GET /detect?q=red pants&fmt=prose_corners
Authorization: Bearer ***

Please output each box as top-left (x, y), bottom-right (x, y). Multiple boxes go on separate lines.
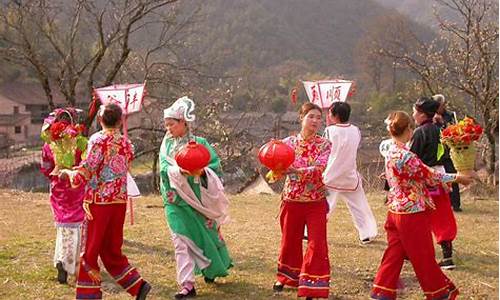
top-left (371, 211), bottom-right (458, 300)
top-left (277, 200), bottom-right (330, 299)
top-left (76, 203), bottom-right (144, 300)
top-left (429, 186), bottom-right (457, 243)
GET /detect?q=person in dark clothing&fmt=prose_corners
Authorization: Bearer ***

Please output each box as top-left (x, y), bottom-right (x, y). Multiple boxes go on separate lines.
top-left (411, 96), bottom-right (458, 270)
top-left (433, 94), bottom-right (462, 212)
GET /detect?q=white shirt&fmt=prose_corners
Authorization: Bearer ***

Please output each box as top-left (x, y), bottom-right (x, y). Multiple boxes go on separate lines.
top-left (322, 123), bottom-right (361, 191)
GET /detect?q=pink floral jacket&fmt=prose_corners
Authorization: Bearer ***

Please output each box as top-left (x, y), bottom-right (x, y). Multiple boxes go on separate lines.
top-left (384, 140), bottom-right (456, 213)
top-left (41, 144), bottom-right (85, 224)
top-left (76, 129), bottom-right (133, 204)
top-left (281, 134), bottom-right (331, 202)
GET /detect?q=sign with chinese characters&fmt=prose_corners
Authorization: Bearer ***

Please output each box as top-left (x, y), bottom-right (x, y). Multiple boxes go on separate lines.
top-left (302, 80), bottom-right (353, 108)
top-left (94, 83), bottom-right (145, 115)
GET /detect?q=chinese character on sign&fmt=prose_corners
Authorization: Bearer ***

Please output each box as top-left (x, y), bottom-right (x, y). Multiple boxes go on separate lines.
top-left (108, 95), bottom-right (121, 105)
top-left (130, 92), bottom-right (138, 105)
top-left (95, 83), bottom-right (145, 115)
top-left (302, 80), bottom-right (353, 108)
top-left (326, 86), bottom-right (342, 101)
top-left (311, 86), bottom-right (318, 101)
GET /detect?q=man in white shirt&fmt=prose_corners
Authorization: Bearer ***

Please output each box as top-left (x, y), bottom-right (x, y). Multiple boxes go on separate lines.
top-left (322, 101), bottom-right (377, 244)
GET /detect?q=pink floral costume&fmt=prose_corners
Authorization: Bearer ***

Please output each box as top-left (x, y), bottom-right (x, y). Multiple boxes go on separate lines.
top-left (40, 143), bottom-right (85, 275)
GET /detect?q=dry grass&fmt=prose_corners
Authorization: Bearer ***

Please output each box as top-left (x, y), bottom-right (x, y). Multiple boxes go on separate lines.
top-left (0, 189), bottom-right (497, 299)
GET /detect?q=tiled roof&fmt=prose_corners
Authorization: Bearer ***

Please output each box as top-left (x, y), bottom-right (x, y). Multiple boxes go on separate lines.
top-left (0, 114), bottom-right (31, 126)
top-left (0, 82), bottom-right (71, 105)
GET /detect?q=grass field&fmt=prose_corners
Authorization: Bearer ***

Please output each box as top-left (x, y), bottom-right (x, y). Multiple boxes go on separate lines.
top-left (0, 189), bottom-right (497, 299)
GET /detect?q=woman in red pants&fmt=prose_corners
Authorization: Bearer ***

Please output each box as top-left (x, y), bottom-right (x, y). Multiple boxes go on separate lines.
top-left (64, 103), bottom-right (151, 300)
top-left (273, 102), bottom-right (332, 300)
top-left (371, 111), bottom-right (473, 300)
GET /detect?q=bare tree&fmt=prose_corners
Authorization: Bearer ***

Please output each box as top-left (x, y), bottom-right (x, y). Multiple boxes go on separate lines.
top-left (0, 0), bottom-right (190, 114)
top-left (374, 0), bottom-right (498, 183)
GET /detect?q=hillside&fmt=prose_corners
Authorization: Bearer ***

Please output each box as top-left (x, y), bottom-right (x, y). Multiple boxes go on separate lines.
top-left (373, 0), bottom-right (437, 24)
top-left (0, 0), bottom-right (435, 104)
top-left (187, 0), bottom-right (432, 76)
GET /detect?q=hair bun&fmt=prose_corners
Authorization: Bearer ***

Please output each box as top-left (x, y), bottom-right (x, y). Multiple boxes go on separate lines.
top-left (386, 111), bottom-right (412, 137)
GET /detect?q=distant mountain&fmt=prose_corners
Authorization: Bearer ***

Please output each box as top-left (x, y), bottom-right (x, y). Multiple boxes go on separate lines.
top-left (373, 0), bottom-right (437, 24)
top-left (373, 0), bottom-right (478, 27)
top-left (0, 0), bottom-right (435, 98)
top-left (188, 0), bottom-right (431, 76)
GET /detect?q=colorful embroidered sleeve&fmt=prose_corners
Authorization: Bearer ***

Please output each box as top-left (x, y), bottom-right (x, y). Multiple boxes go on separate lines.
top-left (124, 139), bottom-right (134, 164)
top-left (295, 139), bottom-right (331, 179)
top-left (396, 151), bottom-right (456, 186)
top-left (281, 135), bottom-right (331, 202)
top-left (77, 137), bottom-right (104, 181)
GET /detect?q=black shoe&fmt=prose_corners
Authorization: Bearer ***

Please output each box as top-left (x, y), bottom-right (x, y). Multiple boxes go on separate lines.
top-left (360, 238), bottom-right (373, 245)
top-left (453, 207), bottom-right (463, 212)
top-left (306, 297), bottom-right (313, 300)
top-left (136, 281), bottom-right (151, 300)
top-left (204, 277), bottom-right (215, 284)
top-left (174, 287), bottom-right (196, 299)
top-left (273, 281), bottom-right (284, 292)
top-left (439, 258), bottom-right (456, 270)
top-left (56, 261), bottom-right (67, 284)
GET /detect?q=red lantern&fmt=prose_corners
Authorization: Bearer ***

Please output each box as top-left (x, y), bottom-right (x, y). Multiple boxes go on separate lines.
top-left (175, 141), bottom-right (211, 174)
top-left (258, 139), bottom-right (295, 172)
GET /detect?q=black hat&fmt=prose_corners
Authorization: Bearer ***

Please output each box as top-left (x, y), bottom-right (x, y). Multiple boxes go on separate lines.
top-left (414, 97), bottom-right (440, 117)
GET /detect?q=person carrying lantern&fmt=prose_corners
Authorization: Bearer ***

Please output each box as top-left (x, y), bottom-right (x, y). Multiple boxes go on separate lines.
top-left (272, 102), bottom-right (332, 300)
top-left (411, 97), bottom-right (459, 270)
top-left (371, 111), bottom-right (474, 300)
top-left (40, 107), bottom-right (87, 284)
top-left (61, 103), bottom-right (151, 300)
top-left (159, 96), bottom-right (232, 300)
top-left (322, 101), bottom-right (378, 245)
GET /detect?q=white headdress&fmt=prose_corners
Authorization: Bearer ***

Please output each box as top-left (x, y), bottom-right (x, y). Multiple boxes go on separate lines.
top-left (163, 96), bottom-right (196, 122)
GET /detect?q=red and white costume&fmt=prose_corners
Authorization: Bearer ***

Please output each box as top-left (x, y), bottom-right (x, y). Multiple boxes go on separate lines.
top-left (277, 133), bottom-right (332, 299)
top-left (74, 129), bottom-right (145, 300)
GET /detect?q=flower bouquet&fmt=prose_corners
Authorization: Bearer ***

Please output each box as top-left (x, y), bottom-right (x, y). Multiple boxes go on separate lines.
top-left (440, 117), bottom-right (483, 173)
top-left (41, 109), bottom-right (88, 175)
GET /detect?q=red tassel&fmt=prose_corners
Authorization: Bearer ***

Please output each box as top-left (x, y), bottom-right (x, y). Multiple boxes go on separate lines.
top-left (85, 91), bottom-right (99, 135)
top-left (348, 82), bottom-right (356, 98)
top-left (290, 88), bottom-right (297, 105)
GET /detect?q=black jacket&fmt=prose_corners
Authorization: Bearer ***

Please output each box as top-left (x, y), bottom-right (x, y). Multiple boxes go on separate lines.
top-left (410, 119), bottom-right (442, 167)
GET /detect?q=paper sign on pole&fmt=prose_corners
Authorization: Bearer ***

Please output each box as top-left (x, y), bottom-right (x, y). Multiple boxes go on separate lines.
top-left (94, 83), bottom-right (146, 225)
top-left (94, 83), bottom-right (146, 115)
top-left (302, 80), bottom-right (353, 108)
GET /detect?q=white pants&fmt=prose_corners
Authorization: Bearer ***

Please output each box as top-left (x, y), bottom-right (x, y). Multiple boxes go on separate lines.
top-left (171, 233), bottom-right (211, 287)
top-left (53, 224), bottom-right (82, 275)
top-left (326, 184), bottom-right (378, 241)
